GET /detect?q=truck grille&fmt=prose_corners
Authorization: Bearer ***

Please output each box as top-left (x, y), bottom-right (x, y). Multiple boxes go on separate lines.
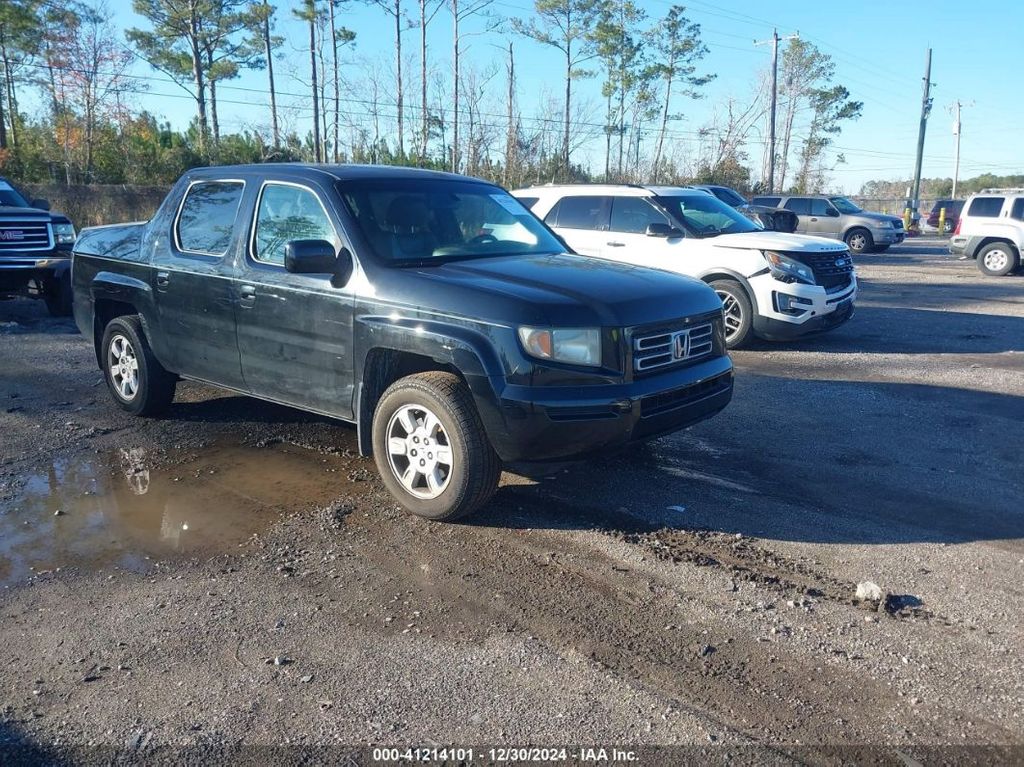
top-left (789, 250), bottom-right (854, 289)
top-left (0, 221), bottom-right (52, 252)
top-left (633, 320), bottom-right (715, 374)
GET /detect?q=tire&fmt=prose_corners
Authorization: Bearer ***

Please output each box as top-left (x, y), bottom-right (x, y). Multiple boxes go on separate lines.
top-left (100, 315), bottom-right (176, 416)
top-left (844, 227), bottom-right (873, 255)
top-left (710, 279), bottom-right (753, 350)
top-left (44, 273), bottom-right (73, 317)
top-left (372, 371), bottom-right (501, 521)
top-left (872, 245), bottom-right (891, 253)
top-left (976, 242), bottom-right (1019, 277)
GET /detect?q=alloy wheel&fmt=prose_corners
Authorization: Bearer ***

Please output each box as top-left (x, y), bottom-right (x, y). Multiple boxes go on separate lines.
top-left (982, 248), bottom-right (1009, 273)
top-left (108, 334), bottom-right (139, 401)
top-left (716, 290), bottom-right (743, 344)
top-left (386, 404), bottom-right (454, 499)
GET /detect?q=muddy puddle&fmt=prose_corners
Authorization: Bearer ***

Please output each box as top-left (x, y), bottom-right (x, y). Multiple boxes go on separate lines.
top-left (0, 441), bottom-right (361, 585)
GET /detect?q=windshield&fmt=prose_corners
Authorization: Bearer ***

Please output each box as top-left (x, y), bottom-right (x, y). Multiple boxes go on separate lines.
top-left (829, 196), bottom-right (862, 214)
top-left (339, 179), bottom-right (564, 264)
top-left (655, 194), bottom-right (760, 237)
top-left (0, 179), bottom-right (30, 208)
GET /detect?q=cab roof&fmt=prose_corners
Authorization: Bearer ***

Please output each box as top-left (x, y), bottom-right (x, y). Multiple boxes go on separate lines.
top-left (185, 163), bottom-right (491, 185)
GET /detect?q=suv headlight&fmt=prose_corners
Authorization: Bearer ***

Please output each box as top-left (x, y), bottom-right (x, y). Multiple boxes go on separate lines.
top-left (764, 251), bottom-right (815, 285)
top-left (518, 327), bottom-right (601, 367)
top-left (872, 219), bottom-right (892, 229)
top-left (53, 223), bottom-right (76, 245)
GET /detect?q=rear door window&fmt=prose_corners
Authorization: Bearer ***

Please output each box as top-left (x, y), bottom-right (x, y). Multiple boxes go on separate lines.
top-left (752, 196), bottom-right (781, 207)
top-left (545, 196), bottom-right (609, 230)
top-left (967, 197), bottom-right (1005, 218)
top-left (609, 197), bottom-right (670, 233)
top-left (175, 180), bottom-right (245, 256)
top-left (784, 198), bottom-right (811, 215)
top-left (1010, 198), bottom-right (1024, 221)
top-left (516, 196), bottom-right (539, 210)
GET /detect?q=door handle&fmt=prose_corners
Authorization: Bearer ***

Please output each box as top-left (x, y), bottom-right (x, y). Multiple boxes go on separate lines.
top-left (809, 217), bottom-right (818, 222)
top-left (238, 284), bottom-right (257, 308)
top-left (155, 271), bottom-right (170, 290)
top-left (606, 241), bottom-right (625, 247)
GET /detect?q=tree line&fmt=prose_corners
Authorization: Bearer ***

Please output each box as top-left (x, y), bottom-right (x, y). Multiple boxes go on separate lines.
top-left (0, 0), bottom-right (863, 193)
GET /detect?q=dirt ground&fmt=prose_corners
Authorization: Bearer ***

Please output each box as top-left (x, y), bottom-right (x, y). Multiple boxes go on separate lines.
top-left (1, 240), bottom-right (1022, 764)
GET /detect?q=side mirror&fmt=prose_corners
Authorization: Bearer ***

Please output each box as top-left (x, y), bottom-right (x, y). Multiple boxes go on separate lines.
top-left (31, 198), bottom-right (51, 211)
top-left (646, 223), bottom-right (682, 238)
top-left (285, 239), bottom-right (338, 274)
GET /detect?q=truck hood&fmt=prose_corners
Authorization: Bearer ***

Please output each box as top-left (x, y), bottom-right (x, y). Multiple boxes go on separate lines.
top-left (407, 252), bottom-right (723, 327)
top-left (0, 205), bottom-right (71, 225)
top-left (709, 230), bottom-right (850, 253)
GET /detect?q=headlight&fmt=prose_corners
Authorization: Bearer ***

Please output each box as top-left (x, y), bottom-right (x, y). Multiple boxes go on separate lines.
top-left (763, 251), bottom-right (815, 285)
top-left (53, 223), bottom-right (76, 245)
top-left (518, 326), bottom-right (601, 366)
top-left (872, 220), bottom-right (892, 229)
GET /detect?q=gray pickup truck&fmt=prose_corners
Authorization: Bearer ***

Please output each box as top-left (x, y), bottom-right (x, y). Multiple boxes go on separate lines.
top-left (72, 164), bottom-right (734, 521)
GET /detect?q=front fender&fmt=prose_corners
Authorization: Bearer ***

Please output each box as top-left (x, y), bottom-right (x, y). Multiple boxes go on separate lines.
top-left (354, 314), bottom-right (510, 457)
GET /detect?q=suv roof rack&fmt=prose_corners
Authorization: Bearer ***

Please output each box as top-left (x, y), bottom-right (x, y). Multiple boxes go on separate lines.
top-left (978, 187), bottom-right (1024, 194)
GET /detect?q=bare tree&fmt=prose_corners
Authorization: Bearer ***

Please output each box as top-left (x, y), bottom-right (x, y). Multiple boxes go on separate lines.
top-left (294, 0), bottom-right (321, 161)
top-left (447, 0), bottom-right (494, 172)
top-left (367, 0), bottom-right (410, 158)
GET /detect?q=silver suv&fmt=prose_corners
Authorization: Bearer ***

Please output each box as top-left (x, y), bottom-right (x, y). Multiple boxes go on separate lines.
top-left (751, 194), bottom-right (905, 254)
top-left (948, 189), bottom-right (1024, 276)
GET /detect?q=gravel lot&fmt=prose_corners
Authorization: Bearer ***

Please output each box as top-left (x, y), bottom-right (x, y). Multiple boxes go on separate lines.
top-left (1, 239), bottom-right (1022, 763)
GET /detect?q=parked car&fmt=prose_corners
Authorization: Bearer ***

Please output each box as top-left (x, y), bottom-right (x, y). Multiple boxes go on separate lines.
top-left (926, 199), bottom-right (965, 234)
top-left (512, 184), bottom-right (857, 349)
top-left (0, 177), bottom-right (77, 315)
top-left (72, 165), bottom-right (734, 521)
top-left (690, 184), bottom-right (748, 209)
top-left (948, 189), bottom-right (1024, 276)
top-left (750, 194), bottom-right (904, 254)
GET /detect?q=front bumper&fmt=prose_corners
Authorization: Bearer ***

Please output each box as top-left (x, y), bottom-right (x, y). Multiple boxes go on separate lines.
top-left (478, 354), bottom-right (734, 463)
top-left (0, 254), bottom-right (70, 296)
top-left (750, 273), bottom-right (857, 340)
top-left (873, 228), bottom-right (905, 244)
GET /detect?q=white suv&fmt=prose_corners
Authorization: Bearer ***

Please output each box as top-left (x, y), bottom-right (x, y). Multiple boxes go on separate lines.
top-left (512, 185), bottom-right (857, 348)
top-left (949, 189), bottom-right (1024, 276)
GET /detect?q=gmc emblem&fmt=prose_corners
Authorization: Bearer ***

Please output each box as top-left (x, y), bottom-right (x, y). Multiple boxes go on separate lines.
top-left (0, 230), bottom-right (26, 241)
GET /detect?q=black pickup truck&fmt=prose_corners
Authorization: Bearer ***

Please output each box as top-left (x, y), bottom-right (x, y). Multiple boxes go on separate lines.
top-left (0, 177), bottom-right (77, 315)
top-left (72, 164), bottom-right (733, 520)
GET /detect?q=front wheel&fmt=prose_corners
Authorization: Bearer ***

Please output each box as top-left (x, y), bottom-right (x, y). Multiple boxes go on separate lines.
top-left (101, 316), bottom-right (177, 416)
top-left (845, 228), bottom-right (874, 255)
top-left (372, 371), bottom-right (501, 521)
top-left (977, 243), bottom-right (1019, 277)
top-left (710, 279), bottom-right (754, 350)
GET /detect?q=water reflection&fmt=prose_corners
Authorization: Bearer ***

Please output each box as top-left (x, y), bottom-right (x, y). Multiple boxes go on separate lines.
top-left (0, 442), bottom-right (354, 585)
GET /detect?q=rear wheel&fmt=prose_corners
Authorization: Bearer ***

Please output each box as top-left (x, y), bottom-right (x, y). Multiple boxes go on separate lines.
top-left (44, 273), bottom-right (73, 317)
top-left (977, 243), bottom-right (1019, 277)
top-left (372, 371), bottom-right (501, 521)
top-left (710, 279), bottom-right (753, 349)
top-left (943, 219), bottom-right (954, 234)
top-left (101, 316), bottom-right (176, 416)
top-left (844, 228), bottom-right (873, 255)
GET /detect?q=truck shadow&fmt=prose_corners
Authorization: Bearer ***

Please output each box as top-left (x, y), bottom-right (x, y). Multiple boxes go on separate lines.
top-left (473, 375), bottom-right (1024, 547)
top-left (0, 722), bottom-right (67, 766)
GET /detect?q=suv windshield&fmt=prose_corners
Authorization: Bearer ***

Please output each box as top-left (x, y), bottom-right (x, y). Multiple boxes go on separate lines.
top-left (829, 196), bottom-right (862, 214)
top-left (655, 194), bottom-right (760, 237)
top-left (339, 179), bottom-right (564, 264)
top-left (0, 180), bottom-right (30, 208)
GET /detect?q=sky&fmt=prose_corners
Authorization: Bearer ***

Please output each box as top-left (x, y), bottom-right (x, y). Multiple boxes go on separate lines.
top-left (97, 0), bottom-right (1024, 194)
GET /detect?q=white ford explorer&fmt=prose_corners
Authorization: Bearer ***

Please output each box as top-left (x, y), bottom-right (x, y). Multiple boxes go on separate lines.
top-left (512, 184), bottom-right (857, 348)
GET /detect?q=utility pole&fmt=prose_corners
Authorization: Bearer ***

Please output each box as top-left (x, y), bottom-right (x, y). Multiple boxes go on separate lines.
top-left (754, 29), bottom-right (798, 193)
top-left (949, 100), bottom-right (972, 199)
top-left (910, 47), bottom-right (934, 222)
